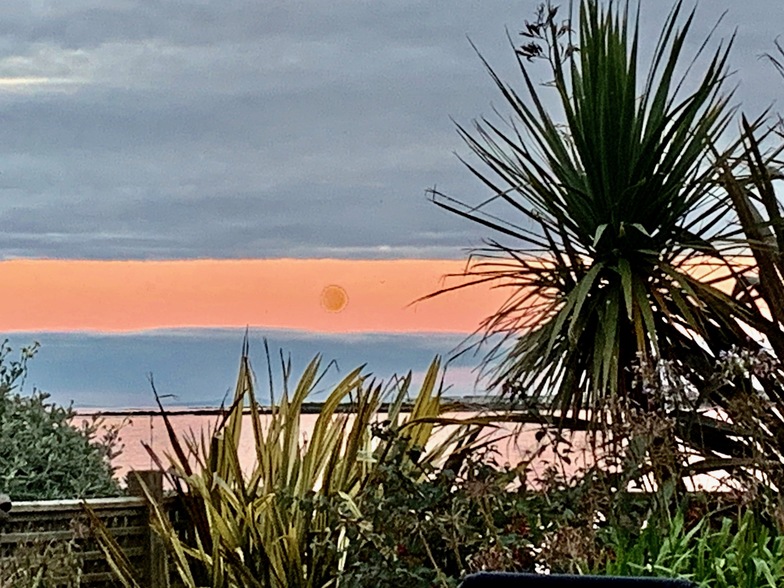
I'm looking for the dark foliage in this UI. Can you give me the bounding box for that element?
[0,341,121,501]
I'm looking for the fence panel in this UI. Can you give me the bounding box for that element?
[0,471,169,587]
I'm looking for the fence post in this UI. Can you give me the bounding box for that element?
[128,470,167,588]
[0,493,10,525]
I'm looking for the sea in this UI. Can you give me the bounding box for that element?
[75,408,591,483]
[77,408,731,493]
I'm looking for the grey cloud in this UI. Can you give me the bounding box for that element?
[0,1,780,259]
[0,171,479,259]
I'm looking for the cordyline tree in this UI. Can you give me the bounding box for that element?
[429,0,781,474]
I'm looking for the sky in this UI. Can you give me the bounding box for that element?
[0,1,783,407]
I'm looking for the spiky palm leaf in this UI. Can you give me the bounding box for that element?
[708,116,784,486]
[431,0,756,420]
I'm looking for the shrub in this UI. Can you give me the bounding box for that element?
[0,341,121,500]
[338,447,536,588]
[338,448,784,588]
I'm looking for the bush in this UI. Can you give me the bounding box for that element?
[0,538,84,587]
[0,341,121,501]
[338,447,536,588]
[339,446,784,588]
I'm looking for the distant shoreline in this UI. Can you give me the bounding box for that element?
[74,395,511,417]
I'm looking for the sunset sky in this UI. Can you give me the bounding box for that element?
[3,257,514,407]
[0,258,508,333]
[0,1,781,407]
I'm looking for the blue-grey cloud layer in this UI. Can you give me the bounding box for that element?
[0,1,780,259]
[8,329,488,408]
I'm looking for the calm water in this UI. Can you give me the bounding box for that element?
[76,412,728,490]
[76,411,592,483]
[75,410,734,493]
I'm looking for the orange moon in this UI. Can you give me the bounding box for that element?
[321,284,349,312]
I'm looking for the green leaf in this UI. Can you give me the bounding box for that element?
[592,223,609,248]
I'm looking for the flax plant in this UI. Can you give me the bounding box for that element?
[90,344,479,588]
[430,0,757,423]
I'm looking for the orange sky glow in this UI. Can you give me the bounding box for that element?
[0,259,514,334]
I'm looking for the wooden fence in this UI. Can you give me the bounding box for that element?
[0,471,169,588]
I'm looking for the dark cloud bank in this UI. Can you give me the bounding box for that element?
[0,0,780,260]
[9,329,483,408]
